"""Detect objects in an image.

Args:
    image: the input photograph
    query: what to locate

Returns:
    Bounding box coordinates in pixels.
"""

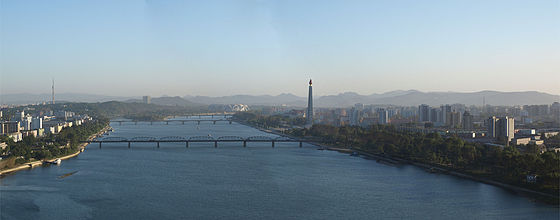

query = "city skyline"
[1,0,559,97]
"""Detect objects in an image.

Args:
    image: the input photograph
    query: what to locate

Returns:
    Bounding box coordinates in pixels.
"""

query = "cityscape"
[1,0,559,219]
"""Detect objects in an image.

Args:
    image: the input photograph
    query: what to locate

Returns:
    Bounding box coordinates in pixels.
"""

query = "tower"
[306,79,313,127]
[51,78,55,105]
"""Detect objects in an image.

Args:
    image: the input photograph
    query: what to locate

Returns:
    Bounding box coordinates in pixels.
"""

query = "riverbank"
[0,125,112,177]
[235,120,559,204]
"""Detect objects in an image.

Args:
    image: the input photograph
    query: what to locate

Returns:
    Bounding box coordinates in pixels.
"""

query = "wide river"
[1,118,558,219]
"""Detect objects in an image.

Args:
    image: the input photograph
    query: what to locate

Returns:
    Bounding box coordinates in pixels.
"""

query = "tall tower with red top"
[306,79,313,127]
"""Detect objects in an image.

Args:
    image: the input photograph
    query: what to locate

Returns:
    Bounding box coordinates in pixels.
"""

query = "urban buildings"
[487,116,515,144]
[143,96,151,104]
[462,111,473,130]
[418,104,430,122]
[378,108,388,124]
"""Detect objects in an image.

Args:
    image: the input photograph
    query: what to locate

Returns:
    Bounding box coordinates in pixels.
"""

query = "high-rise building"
[462,111,473,129]
[31,117,43,130]
[378,108,388,124]
[450,111,461,128]
[487,116,499,138]
[306,79,313,127]
[440,105,452,126]
[418,104,430,122]
[487,116,515,144]
[143,96,151,104]
[1,121,20,134]
[551,102,560,122]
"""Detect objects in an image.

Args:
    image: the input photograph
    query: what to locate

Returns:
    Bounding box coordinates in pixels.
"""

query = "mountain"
[184,93,307,106]
[370,91,560,106]
[3,91,558,107]
[126,96,203,107]
[0,93,132,105]
[185,90,559,107]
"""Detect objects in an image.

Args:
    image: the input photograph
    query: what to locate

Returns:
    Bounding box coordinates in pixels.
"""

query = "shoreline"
[236,120,559,203]
[0,124,112,177]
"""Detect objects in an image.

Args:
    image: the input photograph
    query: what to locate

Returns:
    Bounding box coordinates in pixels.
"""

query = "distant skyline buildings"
[1,1,559,97]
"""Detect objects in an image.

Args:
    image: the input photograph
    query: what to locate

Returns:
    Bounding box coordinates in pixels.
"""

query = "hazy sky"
[1,0,559,97]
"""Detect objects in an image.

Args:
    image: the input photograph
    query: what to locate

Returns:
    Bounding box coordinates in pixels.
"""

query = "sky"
[1,0,559,97]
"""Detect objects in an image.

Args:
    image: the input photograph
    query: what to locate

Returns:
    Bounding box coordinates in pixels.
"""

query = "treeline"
[289,124,560,196]
[233,112,306,128]
[0,119,108,168]
[1,101,207,121]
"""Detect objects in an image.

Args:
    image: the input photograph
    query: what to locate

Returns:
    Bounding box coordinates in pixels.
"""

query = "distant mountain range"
[125,96,202,107]
[183,90,560,107]
[0,93,131,105]
[2,91,558,107]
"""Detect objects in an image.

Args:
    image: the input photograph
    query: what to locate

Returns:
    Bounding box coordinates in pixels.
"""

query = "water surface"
[1,119,558,219]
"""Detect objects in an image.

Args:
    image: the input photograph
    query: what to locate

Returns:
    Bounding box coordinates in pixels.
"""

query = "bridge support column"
[166,121,169,125]
[128,142,131,148]
[243,141,247,147]
[186,141,189,148]
[213,121,216,124]
[182,121,185,125]
[214,141,218,148]
[99,142,102,148]
[150,121,153,125]
[272,141,275,148]
[157,142,160,148]
[229,121,232,124]
[197,121,200,125]
[299,142,302,148]
[211,115,214,118]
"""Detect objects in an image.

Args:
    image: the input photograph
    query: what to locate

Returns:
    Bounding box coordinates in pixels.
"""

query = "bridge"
[110,119,233,125]
[82,135,305,148]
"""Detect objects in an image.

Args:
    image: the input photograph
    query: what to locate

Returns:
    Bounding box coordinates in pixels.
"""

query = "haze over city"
[1,0,559,97]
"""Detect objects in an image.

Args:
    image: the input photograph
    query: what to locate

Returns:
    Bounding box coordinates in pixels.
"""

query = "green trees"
[289,124,560,195]
[2,119,108,164]
[233,112,306,128]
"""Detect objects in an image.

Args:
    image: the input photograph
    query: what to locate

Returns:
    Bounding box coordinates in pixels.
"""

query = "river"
[1,118,558,219]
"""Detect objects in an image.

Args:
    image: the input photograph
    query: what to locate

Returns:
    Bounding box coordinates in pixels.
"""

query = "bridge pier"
[128,142,131,148]
[99,142,102,148]
[197,121,200,125]
[186,141,189,148]
[182,121,185,125]
[213,121,216,124]
[299,142,302,148]
[272,141,275,148]
[157,142,160,148]
[243,141,247,147]
[150,121,153,125]
[211,115,214,118]
[166,121,169,125]
[214,141,218,148]
[229,121,232,124]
